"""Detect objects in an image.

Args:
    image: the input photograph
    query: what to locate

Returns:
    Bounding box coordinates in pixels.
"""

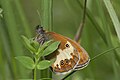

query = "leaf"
[15,56,35,69]
[42,40,54,50]
[36,40,53,55]
[30,38,40,51]
[103,0,120,41]
[21,35,36,53]
[37,60,52,70]
[42,41,60,56]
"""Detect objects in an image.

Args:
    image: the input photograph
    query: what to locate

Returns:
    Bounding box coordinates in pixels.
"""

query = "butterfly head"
[36,25,45,35]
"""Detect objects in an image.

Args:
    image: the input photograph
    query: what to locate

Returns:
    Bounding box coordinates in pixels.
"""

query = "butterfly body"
[35,26,90,75]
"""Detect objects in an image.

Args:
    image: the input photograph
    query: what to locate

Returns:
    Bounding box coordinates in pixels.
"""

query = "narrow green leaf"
[103,0,120,41]
[15,56,35,69]
[14,0,32,37]
[37,60,52,70]
[1,0,23,78]
[21,35,36,53]
[42,41,60,56]
[40,0,53,31]
[40,0,53,78]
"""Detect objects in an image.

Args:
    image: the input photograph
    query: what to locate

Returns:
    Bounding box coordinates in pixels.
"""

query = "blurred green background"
[0,0,120,80]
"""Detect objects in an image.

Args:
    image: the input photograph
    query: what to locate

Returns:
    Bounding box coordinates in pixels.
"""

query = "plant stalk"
[33,58,37,80]
[33,67,37,80]
[74,0,87,42]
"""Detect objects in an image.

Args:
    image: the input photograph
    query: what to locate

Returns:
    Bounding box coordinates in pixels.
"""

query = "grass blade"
[1,0,25,79]
[14,0,32,37]
[0,29,6,80]
[103,0,120,41]
[40,0,53,31]
[40,0,53,78]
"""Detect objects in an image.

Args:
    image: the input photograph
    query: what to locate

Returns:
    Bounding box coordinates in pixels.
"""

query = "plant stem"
[33,58,37,80]
[34,67,37,80]
[77,0,107,44]
[74,0,87,42]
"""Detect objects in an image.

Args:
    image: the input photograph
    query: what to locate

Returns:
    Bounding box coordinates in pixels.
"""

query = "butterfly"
[35,25,90,75]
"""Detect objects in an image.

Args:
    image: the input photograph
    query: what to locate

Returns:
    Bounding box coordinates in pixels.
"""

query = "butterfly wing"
[46,32,80,74]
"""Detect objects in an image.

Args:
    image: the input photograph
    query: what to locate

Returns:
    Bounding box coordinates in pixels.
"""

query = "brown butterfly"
[35,25,90,75]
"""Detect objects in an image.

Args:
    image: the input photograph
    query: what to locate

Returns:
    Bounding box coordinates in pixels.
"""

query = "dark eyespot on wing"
[60,60,64,66]
[65,59,69,64]
[53,57,78,73]
[65,44,70,48]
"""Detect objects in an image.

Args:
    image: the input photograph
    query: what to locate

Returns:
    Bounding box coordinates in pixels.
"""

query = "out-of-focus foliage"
[0,0,120,80]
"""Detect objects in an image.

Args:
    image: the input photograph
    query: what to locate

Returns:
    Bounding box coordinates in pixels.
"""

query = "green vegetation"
[15,36,60,80]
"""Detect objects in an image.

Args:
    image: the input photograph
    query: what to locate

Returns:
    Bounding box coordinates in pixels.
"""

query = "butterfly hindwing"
[46,32,80,74]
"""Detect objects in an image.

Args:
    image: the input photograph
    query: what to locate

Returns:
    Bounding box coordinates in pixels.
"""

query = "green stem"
[34,67,37,80]
[33,58,37,80]
[77,0,107,44]
[74,0,87,42]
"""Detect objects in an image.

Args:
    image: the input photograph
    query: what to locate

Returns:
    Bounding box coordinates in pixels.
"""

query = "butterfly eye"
[65,44,70,48]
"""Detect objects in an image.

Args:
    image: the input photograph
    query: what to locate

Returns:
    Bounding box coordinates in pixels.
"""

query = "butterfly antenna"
[37,10,42,24]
